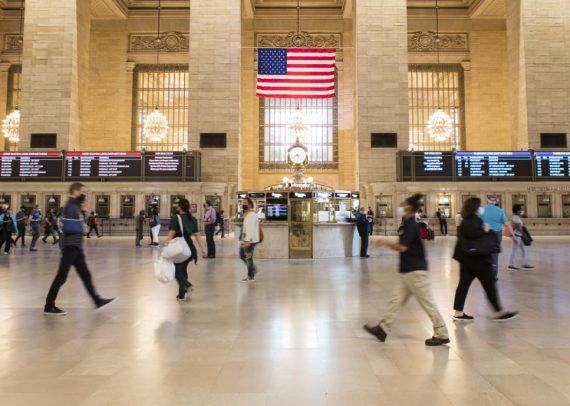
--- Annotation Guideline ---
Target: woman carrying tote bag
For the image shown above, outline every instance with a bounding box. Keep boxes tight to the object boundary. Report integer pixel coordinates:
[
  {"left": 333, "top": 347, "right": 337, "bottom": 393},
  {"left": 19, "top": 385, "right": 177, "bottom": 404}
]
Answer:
[
  {"left": 167, "top": 199, "right": 206, "bottom": 302},
  {"left": 452, "top": 197, "right": 519, "bottom": 322}
]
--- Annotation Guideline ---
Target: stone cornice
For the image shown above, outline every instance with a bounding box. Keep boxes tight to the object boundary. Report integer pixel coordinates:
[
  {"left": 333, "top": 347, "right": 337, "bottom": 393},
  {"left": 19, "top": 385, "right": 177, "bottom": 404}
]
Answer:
[
  {"left": 408, "top": 32, "right": 468, "bottom": 52},
  {"left": 129, "top": 32, "right": 189, "bottom": 53}
]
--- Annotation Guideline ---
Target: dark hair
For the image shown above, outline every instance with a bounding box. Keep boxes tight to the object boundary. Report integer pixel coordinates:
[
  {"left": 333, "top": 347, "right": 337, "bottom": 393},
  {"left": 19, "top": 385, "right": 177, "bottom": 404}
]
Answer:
[
  {"left": 512, "top": 204, "right": 522, "bottom": 214},
  {"left": 177, "top": 198, "right": 190, "bottom": 212},
  {"left": 20, "top": 206, "right": 25, "bottom": 210},
  {"left": 69, "top": 182, "right": 85, "bottom": 194},
  {"left": 461, "top": 197, "right": 481, "bottom": 218},
  {"left": 90, "top": 211, "right": 95, "bottom": 215},
  {"left": 244, "top": 197, "right": 254, "bottom": 208},
  {"left": 139, "top": 210, "right": 145, "bottom": 215},
  {"left": 205, "top": 200, "right": 212, "bottom": 207},
  {"left": 405, "top": 193, "right": 424, "bottom": 212}
]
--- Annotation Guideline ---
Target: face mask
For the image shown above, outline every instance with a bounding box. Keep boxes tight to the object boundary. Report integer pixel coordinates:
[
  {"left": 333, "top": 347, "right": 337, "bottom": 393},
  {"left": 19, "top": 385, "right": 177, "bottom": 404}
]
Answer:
[
  {"left": 478, "top": 207, "right": 485, "bottom": 216},
  {"left": 242, "top": 205, "right": 249, "bottom": 211},
  {"left": 397, "top": 207, "right": 405, "bottom": 217},
  {"left": 77, "top": 193, "right": 86, "bottom": 203}
]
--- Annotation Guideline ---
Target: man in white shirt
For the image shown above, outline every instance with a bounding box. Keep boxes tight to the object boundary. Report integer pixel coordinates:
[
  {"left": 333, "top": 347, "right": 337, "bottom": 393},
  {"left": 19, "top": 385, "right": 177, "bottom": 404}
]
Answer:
[
  {"left": 240, "top": 197, "right": 261, "bottom": 283},
  {"left": 203, "top": 200, "right": 217, "bottom": 258}
]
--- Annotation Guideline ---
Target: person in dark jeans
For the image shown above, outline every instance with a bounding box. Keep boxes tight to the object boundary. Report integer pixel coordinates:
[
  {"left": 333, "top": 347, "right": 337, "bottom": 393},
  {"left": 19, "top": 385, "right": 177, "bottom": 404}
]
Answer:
[
  {"left": 29, "top": 205, "right": 42, "bottom": 252},
  {"left": 14, "top": 207, "right": 27, "bottom": 247},
  {"left": 44, "top": 182, "right": 117, "bottom": 316},
  {"left": 167, "top": 198, "right": 206, "bottom": 302},
  {"left": 135, "top": 210, "right": 145, "bottom": 247},
  {"left": 452, "top": 197, "right": 519, "bottom": 322},
  {"left": 0, "top": 208, "right": 17, "bottom": 254},
  {"left": 356, "top": 207, "right": 371, "bottom": 258},
  {"left": 215, "top": 210, "right": 225, "bottom": 238},
  {"left": 203, "top": 200, "right": 217, "bottom": 258},
  {"left": 436, "top": 208, "right": 448, "bottom": 236},
  {"left": 86, "top": 212, "right": 101, "bottom": 238},
  {"left": 239, "top": 197, "right": 261, "bottom": 283},
  {"left": 367, "top": 207, "right": 374, "bottom": 236},
  {"left": 42, "top": 209, "right": 59, "bottom": 244}
]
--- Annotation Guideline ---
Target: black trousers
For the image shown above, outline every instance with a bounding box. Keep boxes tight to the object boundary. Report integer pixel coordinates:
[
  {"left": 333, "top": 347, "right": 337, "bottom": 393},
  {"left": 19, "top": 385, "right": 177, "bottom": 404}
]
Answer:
[
  {"left": 0, "top": 229, "right": 12, "bottom": 253},
  {"left": 175, "top": 258, "right": 192, "bottom": 295},
  {"left": 205, "top": 224, "right": 216, "bottom": 257},
  {"left": 45, "top": 245, "right": 100, "bottom": 307},
  {"left": 43, "top": 226, "right": 58, "bottom": 243},
  {"left": 14, "top": 224, "right": 26, "bottom": 246},
  {"left": 439, "top": 220, "right": 448, "bottom": 235},
  {"left": 360, "top": 233, "right": 369, "bottom": 257},
  {"left": 453, "top": 258, "right": 502, "bottom": 312},
  {"left": 135, "top": 228, "right": 143, "bottom": 246},
  {"left": 87, "top": 224, "right": 100, "bottom": 237}
]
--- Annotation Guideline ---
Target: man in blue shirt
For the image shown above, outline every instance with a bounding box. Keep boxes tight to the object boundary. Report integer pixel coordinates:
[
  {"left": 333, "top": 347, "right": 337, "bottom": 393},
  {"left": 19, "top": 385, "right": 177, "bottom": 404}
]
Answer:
[
  {"left": 481, "top": 195, "right": 514, "bottom": 278},
  {"left": 29, "top": 205, "right": 42, "bottom": 252}
]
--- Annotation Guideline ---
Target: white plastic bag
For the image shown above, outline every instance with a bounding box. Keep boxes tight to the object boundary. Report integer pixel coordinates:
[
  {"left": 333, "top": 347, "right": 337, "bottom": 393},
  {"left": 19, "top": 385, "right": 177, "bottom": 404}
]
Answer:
[
  {"left": 154, "top": 257, "right": 175, "bottom": 284},
  {"left": 161, "top": 215, "right": 191, "bottom": 264}
]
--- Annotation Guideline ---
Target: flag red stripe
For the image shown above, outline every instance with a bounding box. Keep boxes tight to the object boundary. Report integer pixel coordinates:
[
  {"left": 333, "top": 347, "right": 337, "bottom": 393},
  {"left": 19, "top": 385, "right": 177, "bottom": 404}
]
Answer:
[
  {"left": 286, "top": 48, "right": 336, "bottom": 53},
  {"left": 287, "top": 56, "right": 336, "bottom": 61},
  {"left": 287, "top": 64, "right": 335, "bottom": 68},
  {"left": 256, "top": 93, "right": 335, "bottom": 99},
  {"left": 256, "top": 86, "right": 335, "bottom": 92},
  {"left": 257, "top": 78, "right": 334, "bottom": 84}
]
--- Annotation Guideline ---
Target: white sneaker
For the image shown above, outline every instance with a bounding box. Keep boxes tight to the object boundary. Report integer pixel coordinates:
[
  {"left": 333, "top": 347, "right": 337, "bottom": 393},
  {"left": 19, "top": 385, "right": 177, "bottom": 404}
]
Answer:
[{"left": 507, "top": 266, "right": 518, "bottom": 272}]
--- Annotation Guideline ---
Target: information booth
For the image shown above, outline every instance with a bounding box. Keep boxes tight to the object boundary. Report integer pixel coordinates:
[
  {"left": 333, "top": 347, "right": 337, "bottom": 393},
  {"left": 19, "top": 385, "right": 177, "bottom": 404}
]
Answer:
[{"left": 234, "top": 187, "right": 360, "bottom": 259}]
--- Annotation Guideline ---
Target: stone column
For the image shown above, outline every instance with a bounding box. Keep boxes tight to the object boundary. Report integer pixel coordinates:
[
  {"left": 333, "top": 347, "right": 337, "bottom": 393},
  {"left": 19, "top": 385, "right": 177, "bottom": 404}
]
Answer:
[
  {"left": 355, "top": 0, "right": 409, "bottom": 185},
  {"left": 0, "top": 63, "right": 11, "bottom": 152},
  {"left": 506, "top": 0, "right": 570, "bottom": 150},
  {"left": 188, "top": 0, "right": 240, "bottom": 184},
  {"left": 19, "top": 0, "right": 91, "bottom": 151}
]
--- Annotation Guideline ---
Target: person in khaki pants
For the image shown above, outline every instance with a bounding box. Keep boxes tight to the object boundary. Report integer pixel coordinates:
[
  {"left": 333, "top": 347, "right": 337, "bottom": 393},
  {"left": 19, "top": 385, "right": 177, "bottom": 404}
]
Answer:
[{"left": 364, "top": 193, "right": 450, "bottom": 347}]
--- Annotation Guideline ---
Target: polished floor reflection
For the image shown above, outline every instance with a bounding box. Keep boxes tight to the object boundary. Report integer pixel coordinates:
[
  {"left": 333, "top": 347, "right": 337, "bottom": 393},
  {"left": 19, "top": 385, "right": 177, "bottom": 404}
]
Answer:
[{"left": 1, "top": 235, "right": 570, "bottom": 405}]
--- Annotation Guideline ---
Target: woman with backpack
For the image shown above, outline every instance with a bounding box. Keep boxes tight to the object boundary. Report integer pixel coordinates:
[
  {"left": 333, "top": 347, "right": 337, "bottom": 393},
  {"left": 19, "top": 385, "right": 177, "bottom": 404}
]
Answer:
[
  {"left": 0, "top": 207, "right": 17, "bottom": 254},
  {"left": 452, "top": 197, "right": 519, "bottom": 322},
  {"left": 167, "top": 198, "right": 206, "bottom": 302},
  {"left": 508, "top": 204, "right": 534, "bottom": 272}
]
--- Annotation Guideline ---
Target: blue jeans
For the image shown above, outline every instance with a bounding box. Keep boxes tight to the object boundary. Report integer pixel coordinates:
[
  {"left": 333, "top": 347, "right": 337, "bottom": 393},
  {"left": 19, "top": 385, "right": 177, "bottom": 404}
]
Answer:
[
  {"left": 491, "top": 231, "right": 503, "bottom": 277},
  {"left": 205, "top": 224, "right": 216, "bottom": 257},
  {"left": 31, "top": 223, "right": 41, "bottom": 248},
  {"left": 135, "top": 228, "right": 143, "bottom": 246}
]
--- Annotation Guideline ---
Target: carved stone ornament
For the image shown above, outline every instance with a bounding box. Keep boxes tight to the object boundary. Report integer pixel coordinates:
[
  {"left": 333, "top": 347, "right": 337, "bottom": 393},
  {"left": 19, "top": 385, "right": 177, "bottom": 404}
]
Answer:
[
  {"left": 4, "top": 34, "right": 23, "bottom": 52},
  {"left": 129, "top": 32, "right": 189, "bottom": 52},
  {"left": 257, "top": 32, "right": 340, "bottom": 49},
  {"left": 408, "top": 32, "right": 468, "bottom": 52}
]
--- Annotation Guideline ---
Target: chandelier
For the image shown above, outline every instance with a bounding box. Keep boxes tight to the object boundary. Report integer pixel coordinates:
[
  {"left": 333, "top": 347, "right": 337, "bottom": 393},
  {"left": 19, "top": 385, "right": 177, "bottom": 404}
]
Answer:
[
  {"left": 143, "top": 109, "right": 169, "bottom": 142},
  {"left": 142, "top": 0, "right": 168, "bottom": 143},
  {"left": 427, "top": 0, "right": 453, "bottom": 142},
  {"left": 2, "top": 109, "right": 20, "bottom": 143},
  {"left": 288, "top": 108, "right": 308, "bottom": 142}
]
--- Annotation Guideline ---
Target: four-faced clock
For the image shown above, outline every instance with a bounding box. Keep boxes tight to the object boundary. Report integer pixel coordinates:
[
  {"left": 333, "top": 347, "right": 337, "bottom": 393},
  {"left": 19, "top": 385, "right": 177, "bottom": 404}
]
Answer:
[{"left": 288, "top": 146, "right": 308, "bottom": 166}]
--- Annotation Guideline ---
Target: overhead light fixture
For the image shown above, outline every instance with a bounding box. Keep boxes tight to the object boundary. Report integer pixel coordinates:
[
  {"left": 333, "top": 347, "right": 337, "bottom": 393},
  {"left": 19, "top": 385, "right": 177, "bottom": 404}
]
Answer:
[
  {"left": 48, "top": 196, "right": 56, "bottom": 203},
  {"left": 2, "top": 1, "right": 24, "bottom": 145},
  {"left": 98, "top": 197, "right": 105, "bottom": 203},
  {"left": 427, "top": 0, "right": 453, "bottom": 143},
  {"left": 124, "top": 197, "right": 131, "bottom": 203},
  {"left": 142, "top": 0, "right": 168, "bottom": 144},
  {"left": 0, "top": 196, "right": 5, "bottom": 203}
]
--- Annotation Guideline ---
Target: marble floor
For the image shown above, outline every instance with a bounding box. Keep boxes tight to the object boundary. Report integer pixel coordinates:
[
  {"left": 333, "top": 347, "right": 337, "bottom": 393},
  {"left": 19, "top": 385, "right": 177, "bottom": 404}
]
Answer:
[{"left": 1, "top": 235, "right": 570, "bottom": 406}]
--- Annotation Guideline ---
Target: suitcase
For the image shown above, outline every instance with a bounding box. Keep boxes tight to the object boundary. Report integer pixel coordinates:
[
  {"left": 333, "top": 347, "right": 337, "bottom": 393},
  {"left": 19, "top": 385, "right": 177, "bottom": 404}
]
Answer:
[{"left": 427, "top": 228, "right": 435, "bottom": 240}]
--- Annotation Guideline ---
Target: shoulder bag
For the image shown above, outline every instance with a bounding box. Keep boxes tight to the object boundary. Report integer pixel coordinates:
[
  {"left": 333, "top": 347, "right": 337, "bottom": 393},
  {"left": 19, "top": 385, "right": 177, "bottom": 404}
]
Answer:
[
  {"left": 459, "top": 231, "right": 501, "bottom": 257},
  {"left": 161, "top": 215, "right": 191, "bottom": 264},
  {"left": 521, "top": 226, "right": 533, "bottom": 246}
]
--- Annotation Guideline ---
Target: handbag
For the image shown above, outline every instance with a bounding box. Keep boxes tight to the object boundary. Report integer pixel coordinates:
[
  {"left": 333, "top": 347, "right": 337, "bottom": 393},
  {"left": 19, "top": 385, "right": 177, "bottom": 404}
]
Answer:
[
  {"left": 521, "top": 226, "right": 533, "bottom": 246},
  {"left": 154, "top": 257, "right": 175, "bottom": 283},
  {"left": 460, "top": 231, "right": 501, "bottom": 257},
  {"left": 61, "top": 217, "right": 85, "bottom": 234},
  {"left": 161, "top": 215, "right": 191, "bottom": 263}
]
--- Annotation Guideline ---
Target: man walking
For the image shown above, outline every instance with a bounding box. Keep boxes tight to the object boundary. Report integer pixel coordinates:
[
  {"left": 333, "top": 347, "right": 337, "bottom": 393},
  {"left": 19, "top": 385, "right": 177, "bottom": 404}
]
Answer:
[
  {"left": 203, "top": 200, "right": 217, "bottom": 258},
  {"left": 481, "top": 195, "right": 514, "bottom": 278},
  {"left": 29, "top": 205, "right": 42, "bottom": 252},
  {"left": 14, "top": 206, "right": 27, "bottom": 247},
  {"left": 436, "top": 208, "right": 448, "bottom": 236},
  {"left": 42, "top": 208, "right": 59, "bottom": 245},
  {"left": 44, "top": 183, "right": 116, "bottom": 316},
  {"left": 86, "top": 211, "right": 101, "bottom": 238},
  {"left": 215, "top": 210, "right": 226, "bottom": 239},
  {"left": 356, "top": 207, "right": 371, "bottom": 258},
  {"left": 135, "top": 210, "right": 145, "bottom": 247}
]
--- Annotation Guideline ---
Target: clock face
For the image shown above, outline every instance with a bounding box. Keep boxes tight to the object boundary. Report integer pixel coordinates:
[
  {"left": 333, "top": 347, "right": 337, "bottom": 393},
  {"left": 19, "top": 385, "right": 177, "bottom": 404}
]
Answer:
[{"left": 288, "top": 147, "right": 307, "bottom": 165}]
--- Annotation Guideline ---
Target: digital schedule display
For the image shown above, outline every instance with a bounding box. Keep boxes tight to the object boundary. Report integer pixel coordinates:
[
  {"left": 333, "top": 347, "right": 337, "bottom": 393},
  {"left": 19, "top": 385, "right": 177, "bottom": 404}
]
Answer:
[
  {"left": 535, "top": 151, "right": 570, "bottom": 179},
  {"left": 414, "top": 152, "right": 453, "bottom": 180},
  {"left": 0, "top": 152, "right": 63, "bottom": 181},
  {"left": 455, "top": 151, "right": 533, "bottom": 180},
  {"left": 144, "top": 152, "right": 183, "bottom": 179},
  {"left": 65, "top": 152, "right": 142, "bottom": 180}
]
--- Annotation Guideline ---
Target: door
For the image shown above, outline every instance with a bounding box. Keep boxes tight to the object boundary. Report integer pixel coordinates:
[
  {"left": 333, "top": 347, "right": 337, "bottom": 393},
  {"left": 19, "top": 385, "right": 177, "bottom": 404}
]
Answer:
[{"left": 289, "top": 198, "right": 313, "bottom": 259}]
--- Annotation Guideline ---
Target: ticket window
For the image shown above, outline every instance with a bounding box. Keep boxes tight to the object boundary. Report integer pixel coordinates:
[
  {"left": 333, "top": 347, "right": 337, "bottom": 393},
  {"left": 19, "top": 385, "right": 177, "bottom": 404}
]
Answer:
[
  {"left": 436, "top": 195, "right": 452, "bottom": 218},
  {"left": 146, "top": 195, "right": 160, "bottom": 217},
  {"left": 95, "top": 195, "right": 110, "bottom": 218},
  {"left": 314, "top": 192, "right": 333, "bottom": 223},
  {"left": 21, "top": 195, "right": 36, "bottom": 215},
  {"left": 537, "top": 195, "right": 552, "bottom": 218},
  {"left": 170, "top": 195, "right": 186, "bottom": 217},
  {"left": 46, "top": 195, "right": 61, "bottom": 213},
  {"left": 120, "top": 195, "right": 135, "bottom": 218},
  {"left": 0, "top": 195, "right": 12, "bottom": 209},
  {"left": 376, "top": 195, "right": 393, "bottom": 218},
  {"left": 562, "top": 195, "right": 570, "bottom": 218},
  {"left": 512, "top": 194, "right": 528, "bottom": 218}
]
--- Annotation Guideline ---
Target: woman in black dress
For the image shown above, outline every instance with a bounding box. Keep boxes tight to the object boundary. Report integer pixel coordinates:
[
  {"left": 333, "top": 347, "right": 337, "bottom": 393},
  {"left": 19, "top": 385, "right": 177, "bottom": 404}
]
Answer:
[{"left": 453, "top": 197, "right": 519, "bottom": 322}]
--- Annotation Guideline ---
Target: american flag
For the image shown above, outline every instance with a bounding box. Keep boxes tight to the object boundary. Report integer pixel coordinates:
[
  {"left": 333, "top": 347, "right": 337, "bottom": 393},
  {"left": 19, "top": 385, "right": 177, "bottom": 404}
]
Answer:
[{"left": 256, "top": 48, "right": 336, "bottom": 99}]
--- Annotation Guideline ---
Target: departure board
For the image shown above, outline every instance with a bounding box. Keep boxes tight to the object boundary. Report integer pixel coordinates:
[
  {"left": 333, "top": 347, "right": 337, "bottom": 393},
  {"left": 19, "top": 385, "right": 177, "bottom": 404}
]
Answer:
[
  {"left": 65, "top": 152, "right": 142, "bottom": 180},
  {"left": 414, "top": 152, "right": 453, "bottom": 180},
  {"left": 144, "top": 152, "right": 184, "bottom": 180},
  {"left": 0, "top": 152, "right": 63, "bottom": 181},
  {"left": 455, "top": 151, "right": 533, "bottom": 180},
  {"left": 535, "top": 151, "right": 570, "bottom": 179}
]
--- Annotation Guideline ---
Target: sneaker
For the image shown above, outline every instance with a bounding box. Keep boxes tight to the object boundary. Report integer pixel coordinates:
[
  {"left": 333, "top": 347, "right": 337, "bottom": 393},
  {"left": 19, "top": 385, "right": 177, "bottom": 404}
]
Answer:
[
  {"left": 453, "top": 313, "right": 474, "bottom": 322},
  {"left": 44, "top": 306, "right": 67, "bottom": 316},
  {"left": 507, "top": 266, "right": 519, "bottom": 272},
  {"left": 3, "top": 252, "right": 8, "bottom": 255},
  {"left": 493, "top": 311, "right": 519, "bottom": 322},
  {"left": 96, "top": 297, "right": 118, "bottom": 311},
  {"left": 363, "top": 324, "right": 387, "bottom": 342},
  {"left": 240, "top": 278, "right": 251, "bottom": 283},
  {"left": 522, "top": 265, "right": 535, "bottom": 270},
  {"left": 425, "top": 337, "right": 451, "bottom": 346},
  {"left": 97, "top": 235, "right": 102, "bottom": 238},
  {"left": 176, "top": 294, "right": 186, "bottom": 303},
  {"left": 30, "top": 248, "right": 38, "bottom": 252}
]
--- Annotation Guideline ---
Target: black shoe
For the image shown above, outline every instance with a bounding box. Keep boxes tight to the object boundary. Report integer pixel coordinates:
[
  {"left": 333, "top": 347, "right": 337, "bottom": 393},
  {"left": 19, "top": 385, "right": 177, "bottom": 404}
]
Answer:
[
  {"left": 453, "top": 313, "right": 474, "bottom": 322},
  {"left": 30, "top": 248, "right": 38, "bottom": 252},
  {"left": 44, "top": 306, "right": 67, "bottom": 316},
  {"left": 42, "top": 239, "right": 47, "bottom": 243},
  {"left": 97, "top": 235, "right": 102, "bottom": 238},
  {"left": 507, "top": 266, "right": 519, "bottom": 272},
  {"left": 360, "top": 255, "right": 370, "bottom": 258},
  {"left": 176, "top": 294, "right": 186, "bottom": 303},
  {"left": 425, "top": 337, "right": 450, "bottom": 346},
  {"left": 96, "top": 298, "right": 118, "bottom": 311},
  {"left": 522, "top": 265, "right": 535, "bottom": 270},
  {"left": 363, "top": 324, "right": 387, "bottom": 342},
  {"left": 493, "top": 311, "right": 519, "bottom": 322}
]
